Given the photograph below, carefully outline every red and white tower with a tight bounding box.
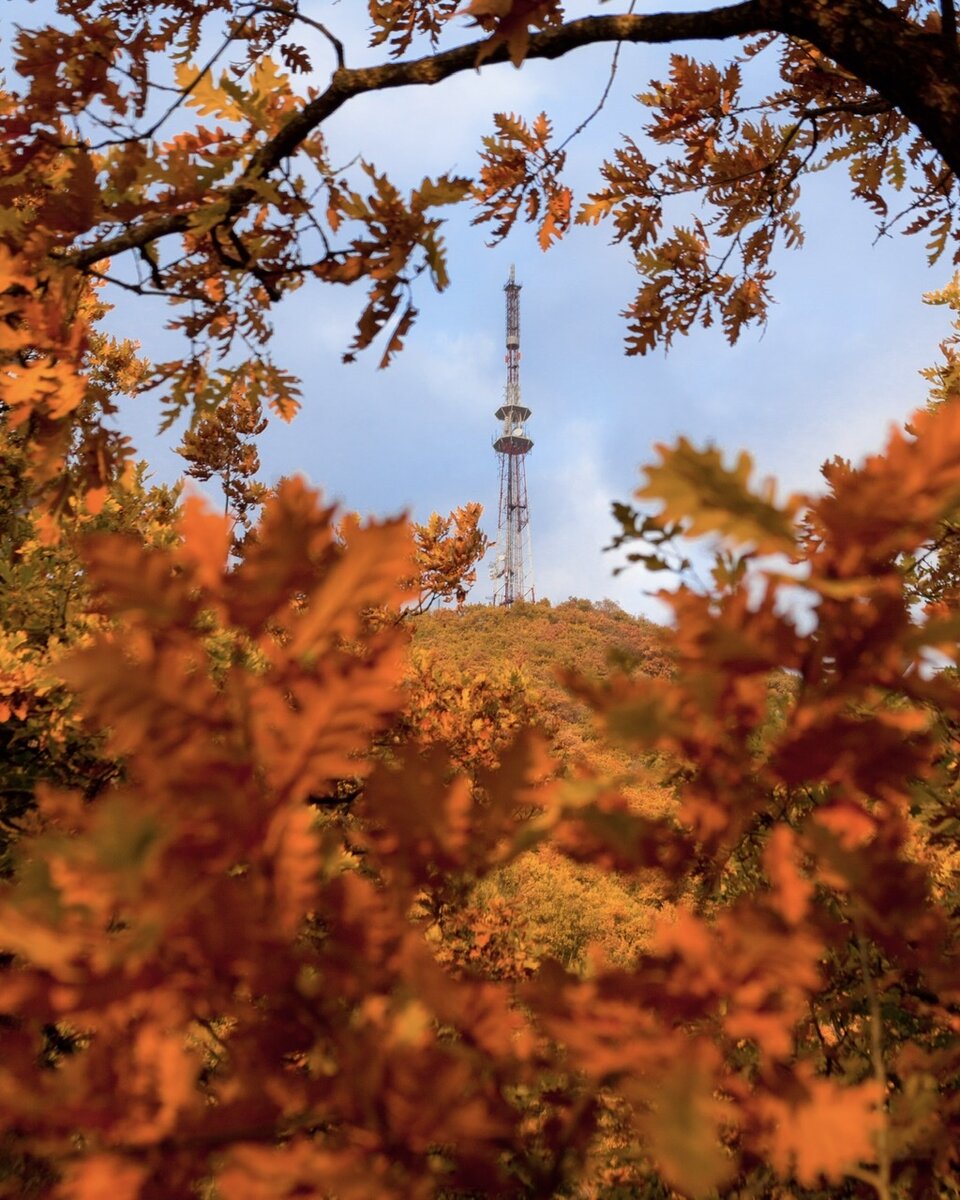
[491,265,535,606]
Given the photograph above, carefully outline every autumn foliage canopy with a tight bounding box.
[4,1,960,1197]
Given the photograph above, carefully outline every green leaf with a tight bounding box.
[188,198,231,235]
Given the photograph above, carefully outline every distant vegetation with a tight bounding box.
[412,597,672,759]
[410,599,674,974]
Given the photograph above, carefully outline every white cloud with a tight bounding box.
[505,418,670,619]
[395,329,501,412]
[324,68,548,186]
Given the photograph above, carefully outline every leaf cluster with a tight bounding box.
[7,0,960,515]
[3,393,960,1198]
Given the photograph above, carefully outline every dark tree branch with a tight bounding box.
[308,784,363,809]
[943,0,959,59]
[58,0,960,275]
[137,245,165,290]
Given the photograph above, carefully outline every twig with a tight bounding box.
[856,930,891,1200]
[554,0,637,158]
[58,4,792,271]
[143,19,254,141]
[250,1,346,69]
[875,160,956,242]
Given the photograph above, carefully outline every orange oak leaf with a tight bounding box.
[761,1072,883,1186]
[56,1156,149,1200]
[764,825,812,926]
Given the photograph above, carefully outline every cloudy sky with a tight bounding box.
[106,2,952,620]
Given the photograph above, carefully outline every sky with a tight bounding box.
[99,2,955,620]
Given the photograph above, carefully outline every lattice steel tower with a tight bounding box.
[491,265,535,606]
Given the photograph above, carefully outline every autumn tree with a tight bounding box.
[410,504,489,613]
[5,394,960,1198]
[0,317,177,871]
[5,2,960,1199]
[177,384,269,540]
[5,1,960,501]
[0,455,181,866]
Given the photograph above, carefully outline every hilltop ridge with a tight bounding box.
[408,599,675,970]
[412,596,670,699]
[411,597,671,764]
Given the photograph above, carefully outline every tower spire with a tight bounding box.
[491,265,535,606]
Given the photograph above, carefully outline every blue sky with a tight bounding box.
[103,3,953,619]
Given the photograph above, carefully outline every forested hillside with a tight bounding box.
[412,597,671,755]
[407,599,675,976]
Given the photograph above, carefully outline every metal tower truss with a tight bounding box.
[490,266,535,606]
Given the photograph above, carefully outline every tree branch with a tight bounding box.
[57,2,786,272]
[943,0,959,59]
[58,0,960,275]
[250,1,345,69]
[856,931,891,1200]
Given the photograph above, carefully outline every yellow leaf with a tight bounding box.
[639,437,797,553]
[174,61,243,121]
[249,54,290,99]
[187,197,232,235]
[576,196,614,225]
[0,206,27,238]
[0,358,86,423]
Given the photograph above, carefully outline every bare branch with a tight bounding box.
[55,3,786,272]
[554,0,637,158]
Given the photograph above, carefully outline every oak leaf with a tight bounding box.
[763,825,812,926]
[638,1044,733,1198]
[56,1157,149,1200]
[762,1072,883,1186]
[263,801,321,935]
[638,437,797,553]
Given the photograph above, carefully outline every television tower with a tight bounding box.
[491,265,535,606]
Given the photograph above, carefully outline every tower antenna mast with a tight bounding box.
[491,265,535,606]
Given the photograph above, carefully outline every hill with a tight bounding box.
[413,595,670,680]
[408,598,675,972]
[411,596,672,761]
